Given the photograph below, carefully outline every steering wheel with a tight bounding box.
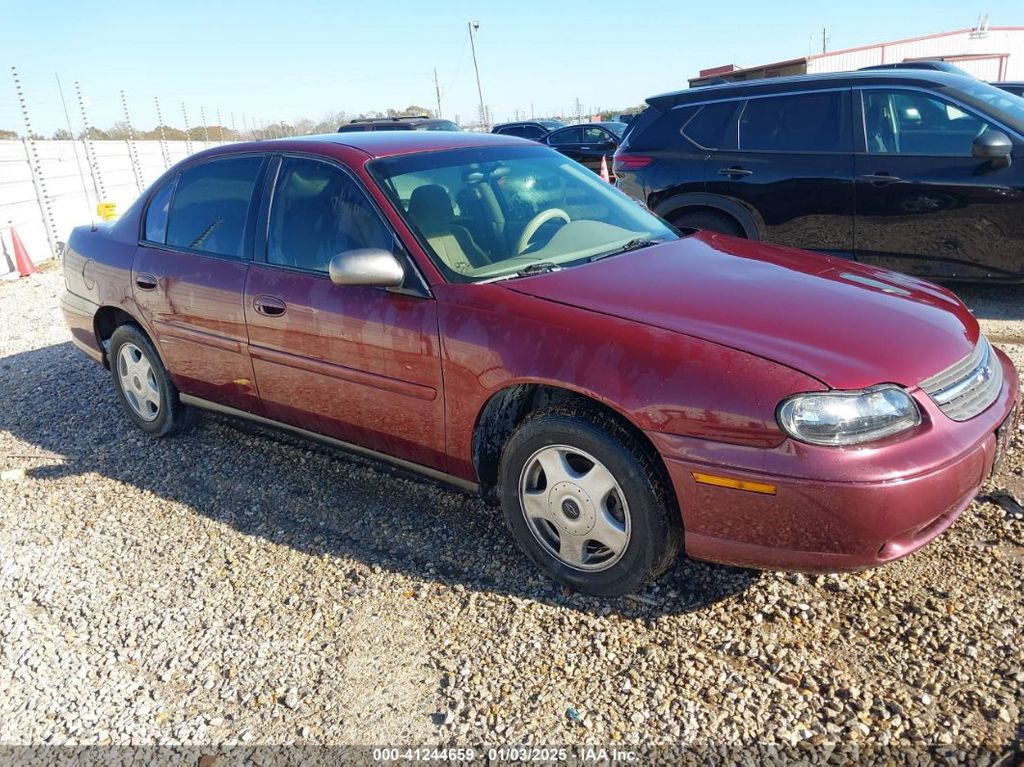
[515,208,570,254]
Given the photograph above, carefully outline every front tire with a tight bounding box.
[499,407,680,596]
[108,324,194,437]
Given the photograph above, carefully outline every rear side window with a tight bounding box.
[267,157,394,273]
[143,178,175,244]
[521,126,546,139]
[547,127,582,145]
[739,92,843,152]
[683,102,739,149]
[498,125,525,137]
[166,156,263,258]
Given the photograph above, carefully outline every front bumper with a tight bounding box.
[650,348,1020,572]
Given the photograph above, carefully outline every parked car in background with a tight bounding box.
[996,82,1024,98]
[616,70,1024,281]
[60,131,1019,596]
[859,60,976,77]
[544,122,627,175]
[339,115,461,132]
[492,120,563,140]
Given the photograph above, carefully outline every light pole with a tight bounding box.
[468,20,487,130]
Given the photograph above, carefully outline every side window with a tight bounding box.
[166,156,262,258]
[739,92,843,152]
[522,126,546,140]
[501,126,525,137]
[547,127,582,145]
[143,178,175,244]
[682,103,738,149]
[267,157,394,273]
[582,126,610,144]
[863,89,993,155]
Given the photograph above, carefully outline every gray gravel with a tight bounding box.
[0,267,1022,760]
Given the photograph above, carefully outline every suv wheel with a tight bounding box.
[672,209,746,237]
[499,407,680,596]
[109,324,194,437]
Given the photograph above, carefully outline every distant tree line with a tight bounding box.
[0,104,443,141]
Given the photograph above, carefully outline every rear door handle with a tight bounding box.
[253,295,286,317]
[718,166,753,178]
[135,273,158,291]
[858,173,901,185]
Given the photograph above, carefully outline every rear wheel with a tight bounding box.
[499,407,680,596]
[672,209,746,238]
[108,324,194,437]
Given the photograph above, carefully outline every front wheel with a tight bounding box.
[499,408,680,596]
[108,324,194,437]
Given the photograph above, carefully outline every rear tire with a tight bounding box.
[672,209,746,237]
[499,406,681,597]
[108,324,194,438]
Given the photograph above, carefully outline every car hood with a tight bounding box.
[505,232,979,390]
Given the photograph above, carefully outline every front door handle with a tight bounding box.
[858,173,901,185]
[718,166,753,178]
[135,273,158,291]
[253,295,286,317]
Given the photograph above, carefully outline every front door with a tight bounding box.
[703,89,855,255]
[244,155,447,470]
[132,154,267,413]
[854,87,1024,279]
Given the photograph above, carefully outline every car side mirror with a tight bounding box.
[328,248,404,287]
[972,130,1013,167]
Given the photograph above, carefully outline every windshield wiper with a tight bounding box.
[590,237,663,262]
[516,262,561,277]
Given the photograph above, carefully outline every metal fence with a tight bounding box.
[0,138,231,276]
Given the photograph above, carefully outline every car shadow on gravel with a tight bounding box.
[0,342,759,616]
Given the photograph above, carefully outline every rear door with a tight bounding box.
[133,154,267,412]
[243,154,447,470]
[853,86,1024,279]
[575,126,619,172]
[704,89,856,255]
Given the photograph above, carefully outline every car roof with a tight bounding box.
[192,130,529,161]
[648,69,980,108]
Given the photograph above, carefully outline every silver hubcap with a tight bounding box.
[519,445,631,572]
[117,343,160,422]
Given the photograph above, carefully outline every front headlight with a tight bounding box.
[777,385,922,446]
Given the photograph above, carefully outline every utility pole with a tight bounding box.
[821,27,828,54]
[433,68,443,118]
[468,20,487,130]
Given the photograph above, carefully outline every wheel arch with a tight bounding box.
[93,305,148,368]
[471,382,677,514]
[653,192,763,239]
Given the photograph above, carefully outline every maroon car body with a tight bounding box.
[60,132,1020,591]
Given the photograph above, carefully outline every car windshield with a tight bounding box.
[416,120,461,132]
[952,79,1024,135]
[370,145,677,283]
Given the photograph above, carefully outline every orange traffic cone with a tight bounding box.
[10,227,37,277]
[600,154,611,183]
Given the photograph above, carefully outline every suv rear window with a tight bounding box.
[738,92,843,152]
[166,156,263,258]
[682,102,739,149]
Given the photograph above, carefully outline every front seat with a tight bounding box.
[406,184,490,273]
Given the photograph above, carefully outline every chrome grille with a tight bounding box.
[919,337,1002,421]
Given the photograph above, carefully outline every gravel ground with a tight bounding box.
[0,267,1022,762]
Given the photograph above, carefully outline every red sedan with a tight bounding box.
[60,132,1020,596]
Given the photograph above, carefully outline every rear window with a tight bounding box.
[738,91,843,152]
[682,102,739,149]
[166,156,263,258]
[143,178,175,243]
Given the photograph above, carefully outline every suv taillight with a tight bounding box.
[612,152,653,172]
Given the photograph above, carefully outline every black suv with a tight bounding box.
[491,120,563,140]
[338,116,461,133]
[615,71,1024,281]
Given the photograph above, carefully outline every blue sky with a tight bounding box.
[2,0,1020,134]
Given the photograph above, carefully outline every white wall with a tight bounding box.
[0,139,229,276]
